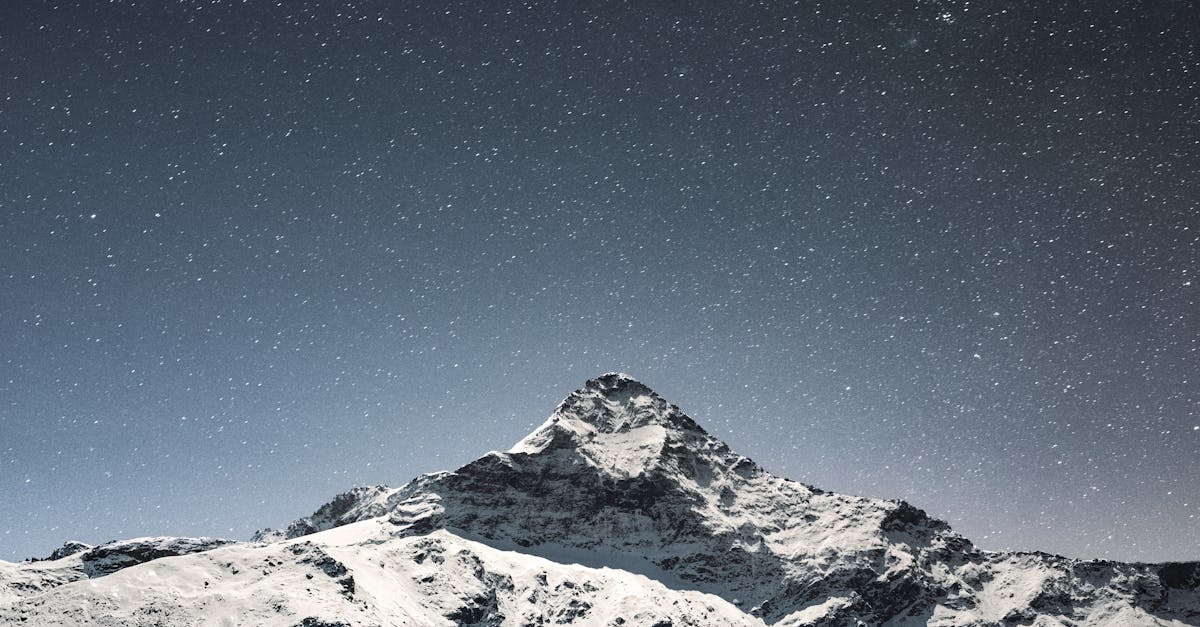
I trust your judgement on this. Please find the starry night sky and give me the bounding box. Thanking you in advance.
[2,1,1197,563]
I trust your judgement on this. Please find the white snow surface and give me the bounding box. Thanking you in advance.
[2,521,760,626]
[2,373,1197,626]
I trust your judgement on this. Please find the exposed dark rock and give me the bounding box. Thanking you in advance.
[290,543,355,597]
[294,619,350,627]
[284,485,393,540]
[1159,562,1200,589]
[44,541,92,561]
[79,537,234,578]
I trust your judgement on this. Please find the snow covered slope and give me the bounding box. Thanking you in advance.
[1,520,757,626]
[2,373,1198,626]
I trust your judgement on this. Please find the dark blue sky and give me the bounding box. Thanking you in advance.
[2,1,1197,562]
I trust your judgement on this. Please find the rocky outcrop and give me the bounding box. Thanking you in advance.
[36,541,92,562]
[79,536,235,578]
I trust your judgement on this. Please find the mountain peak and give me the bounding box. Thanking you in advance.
[582,372,653,396]
[551,372,701,435]
[507,374,715,480]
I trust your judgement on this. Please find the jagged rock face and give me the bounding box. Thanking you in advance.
[283,484,395,539]
[247,485,400,544]
[2,373,1198,626]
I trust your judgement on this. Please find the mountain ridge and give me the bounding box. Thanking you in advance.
[3,373,1198,626]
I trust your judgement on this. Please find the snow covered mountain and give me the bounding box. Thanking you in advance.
[3,373,1198,626]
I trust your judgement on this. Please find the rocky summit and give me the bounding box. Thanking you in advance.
[2,374,1198,626]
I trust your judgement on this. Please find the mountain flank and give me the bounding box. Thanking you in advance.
[3,373,1197,626]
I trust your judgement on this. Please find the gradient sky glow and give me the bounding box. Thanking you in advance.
[2,1,1198,563]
